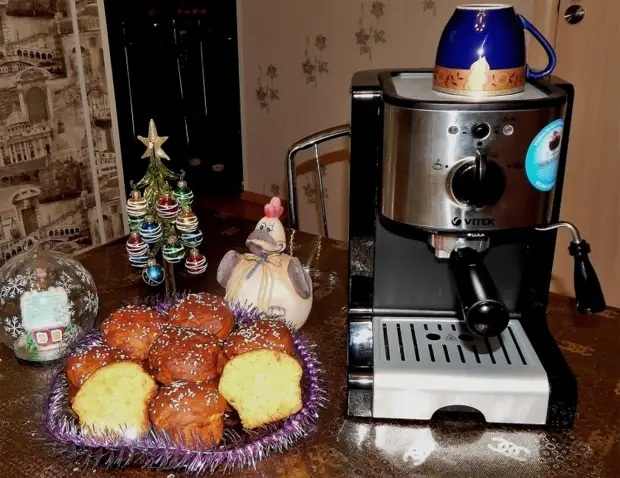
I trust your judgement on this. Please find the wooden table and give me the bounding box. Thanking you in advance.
[0,212,618,477]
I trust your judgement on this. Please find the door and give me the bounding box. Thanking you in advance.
[102,0,244,198]
[550,0,620,307]
[22,207,38,236]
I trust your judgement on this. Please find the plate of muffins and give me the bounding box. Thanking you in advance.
[44,293,325,474]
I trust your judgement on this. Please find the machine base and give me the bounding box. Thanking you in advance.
[347,317,579,426]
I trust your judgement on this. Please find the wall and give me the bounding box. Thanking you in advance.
[237,0,542,240]
[0,0,126,265]
[549,0,620,307]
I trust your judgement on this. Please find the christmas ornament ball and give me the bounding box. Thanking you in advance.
[129,254,149,268]
[142,258,165,286]
[139,217,163,244]
[0,241,98,362]
[162,236,185,264]
[126,190,148,218]
[181,229,203,248]
[172,180,194,206]
[176,207,199,233]
[185,248,207,275]
[128,217,144,231]
[156,192,180,220]
[126,232,149,257]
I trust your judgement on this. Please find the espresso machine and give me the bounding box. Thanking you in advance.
[343,70,605,429]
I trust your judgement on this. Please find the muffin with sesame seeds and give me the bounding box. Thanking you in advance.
[66,344,132,389]
[100,306,167,361]
[218,349,303,429]
[222,319,294,359]
[149,381,228,446]
[72,361,158,439]
[148,326,227,385]
[168,293,234,340]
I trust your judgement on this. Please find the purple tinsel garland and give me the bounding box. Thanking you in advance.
[42,295,326,475]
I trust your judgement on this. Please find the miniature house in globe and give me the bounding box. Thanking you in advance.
[0,240,98,362]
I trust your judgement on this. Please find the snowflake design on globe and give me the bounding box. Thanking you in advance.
[0,269,36,304]
[53,255,75,269]
[64,323,80,343]
[67,302,75,319]
[3,275,27,299]
[55,272,74,291]
[0,286,9,305]
[84,291,98,313]
[4,316,25,339]
[74,265,93,286]
[21,268,37,284]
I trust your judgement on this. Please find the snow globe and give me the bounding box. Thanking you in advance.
[0,240,99,362]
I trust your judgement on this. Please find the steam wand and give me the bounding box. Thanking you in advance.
[535,221,606,314]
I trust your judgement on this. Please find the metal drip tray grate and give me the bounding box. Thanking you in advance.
[372,317,549,424]
[379,319,529,368]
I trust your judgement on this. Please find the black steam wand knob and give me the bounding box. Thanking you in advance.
[535,222,606,314]
[449,247,510,337]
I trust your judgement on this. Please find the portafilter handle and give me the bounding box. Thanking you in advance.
[535,222,606,314]
[450,247,510,338]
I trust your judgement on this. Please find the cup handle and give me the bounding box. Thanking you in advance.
[518,14,557,80]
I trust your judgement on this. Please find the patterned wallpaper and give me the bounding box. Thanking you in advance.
[237,0,537,240]
[0,0,125,264]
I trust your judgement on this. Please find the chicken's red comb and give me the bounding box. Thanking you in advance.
[264,196,283,218]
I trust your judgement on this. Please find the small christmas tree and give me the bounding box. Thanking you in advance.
[125,119,207,288]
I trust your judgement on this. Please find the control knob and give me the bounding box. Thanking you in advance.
[450,150,506,209]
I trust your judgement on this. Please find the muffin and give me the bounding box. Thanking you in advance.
[223,319,294,359]
[72,362,158,439]
[218,349,303,429]
[68,383,79,403]
[150,381,228,446]
[148,326,227,385]
[100,306,167,361]
[104,305,164,324]
[168,293,234,340]
[66,344,131,388]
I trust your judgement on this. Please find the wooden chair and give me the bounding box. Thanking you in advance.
[286,125,350,238]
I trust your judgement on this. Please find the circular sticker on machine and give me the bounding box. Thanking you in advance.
[525,119,564,192]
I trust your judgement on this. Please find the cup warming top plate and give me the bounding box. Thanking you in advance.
[391,72,550,103]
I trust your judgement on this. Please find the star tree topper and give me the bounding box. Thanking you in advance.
[133,119,179,194]
[138,119,171,161]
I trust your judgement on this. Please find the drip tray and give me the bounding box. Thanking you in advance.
[372,317,549,425]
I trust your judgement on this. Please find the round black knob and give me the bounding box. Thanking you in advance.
[466,301,510,337]
[472,122,491,140]
[451,160,506,209]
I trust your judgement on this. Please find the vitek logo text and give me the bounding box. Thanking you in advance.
[451,217,495,227]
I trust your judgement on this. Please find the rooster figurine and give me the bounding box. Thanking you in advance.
[217,197,313,329]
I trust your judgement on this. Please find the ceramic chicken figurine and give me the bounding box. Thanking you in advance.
[217,197,313,330]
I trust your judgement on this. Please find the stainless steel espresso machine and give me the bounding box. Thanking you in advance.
[341,70,605,429]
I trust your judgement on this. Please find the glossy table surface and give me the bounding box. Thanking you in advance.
[0,212,618,477]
